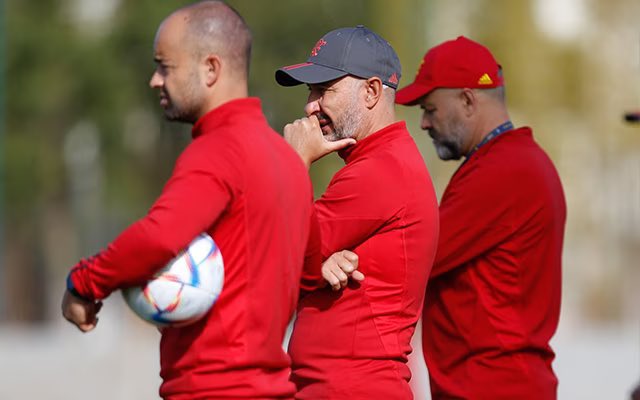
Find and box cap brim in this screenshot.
[275,62,348,87]
[395,82,436,105]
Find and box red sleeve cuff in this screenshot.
[67,255,101,301]
[67,269,93,301]
[66,272,93,301]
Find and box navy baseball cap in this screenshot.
[275,25,402,89]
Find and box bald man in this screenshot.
[61,1,318,399]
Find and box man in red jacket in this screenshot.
[61,2,319,399]
[275,26,440,399]
[396,36,567,400]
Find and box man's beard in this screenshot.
[163,74,201,124]
[430,117,466,161]
[325,97,363,142]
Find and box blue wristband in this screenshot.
[66,273,91,301]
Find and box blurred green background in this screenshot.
[1,0,639,399]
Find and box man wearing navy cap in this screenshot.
[276,26,439,399]
[396,36,566,399]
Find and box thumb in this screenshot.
[78,322,97,333]
[351,270,365,282]
[325,138,356,152]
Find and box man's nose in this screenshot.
[304,99,320,117]
[421,113,433,131]
[149,71,163,89]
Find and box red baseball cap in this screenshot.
[395,36,503,105]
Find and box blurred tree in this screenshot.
[5,0,73,322]
[3,0,193,322]
[0,0,6,320]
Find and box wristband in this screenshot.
[66,273,91,301]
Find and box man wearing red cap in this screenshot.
[275,26,439,399]
[396,36,566,399]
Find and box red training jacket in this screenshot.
[423,127,566,400]
[69,98,318,399]
[289,121,440,399]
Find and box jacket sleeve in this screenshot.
[299,207,324,294]
[314,164,393,260]
[68,143,234,300]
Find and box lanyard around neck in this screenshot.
[464,120,513,161]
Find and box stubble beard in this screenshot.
[163,71,202,124]
[327,95,363,142]
[432,117,467,161]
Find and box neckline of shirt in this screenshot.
[192,97,263,139]
[338,120,408,163]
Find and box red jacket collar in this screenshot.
[192,97,263,139]
[338,121,409,163]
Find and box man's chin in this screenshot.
[164,114,182,123]
[434,144,462,161]
[163,110,196,124]
[322,131,339,142]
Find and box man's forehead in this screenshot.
[154,12,187,48]
[422,88,457,104]
[152,40,169,61]
[419,92,437,107]
[153,26,186,61]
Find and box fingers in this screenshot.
[351,270,365,282]
[322,263,348,291]
[75,308,100,333]
[307,114,321,128]
[321,250,364,291]
[283,115,356,166]
[77,319,98,333]
[61,290,102,333]
[337,250,359,275]
[284,116,322,139]
[325,138,356,153]
[283,117,323,167]
[342,250,364,282]
[341,250,359,265]
[282,120,305,141]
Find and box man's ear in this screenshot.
[204,54,221,87]
[460,88,477,117]
[364,77,383,109]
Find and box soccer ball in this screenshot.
[122,233,224,327]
